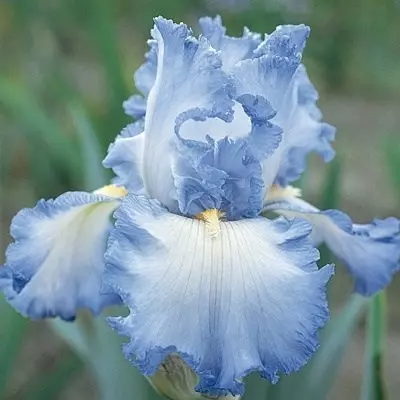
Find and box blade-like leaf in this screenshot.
[68,103,109,191]
[50,312,161,400]
[0,78,81,185]
[318,156,342,266]
[383,135,400,196]
[242,373,271,400]
[13,352,83,400]
[320,156,342,210]
[361,292,387,400]
[0,297,29,396]
[267,295,369,400]
[86,0,128,139]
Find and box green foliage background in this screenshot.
[0,0,399,399]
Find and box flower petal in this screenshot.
[103,121,145,193]
[232,25,334,189]
[264,190,400,296]
[199,15,261,71]
[142,17,234,211]
[123,94,147,119]
[1,191,122,320]
[123,39,158,118]
[104,194,333,396]
[273,65,336,185]
[173,95,281,219]
[134,39,158,97]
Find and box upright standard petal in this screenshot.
[199,15,261,71]
[103,121,145,193]
[104,194,333,396]
[233,25,334,189]
[273,65,336,186]
[264,187,400,296]
[123,40,158,118]
[173,94,281,219]
[142,17,234,211]
[1,189,124,320]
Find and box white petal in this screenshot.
[104,195,333,396]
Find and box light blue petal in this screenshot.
[135,39,158,97]
[232,25,335,189]
[123,94,147,119]
[103,121,145,193]
[1,192,121,320]
[123,39,158,118]
[127,15,260,119]
[104,194,333,396]
[199,15,261,71]
[265,195,400,296]
[173,94,281,219]
[141,17,234,211]
[254,24,310,59]
[173,135,264,219]
[273,65,336,185]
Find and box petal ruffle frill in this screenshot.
[264,190,400,296]
[141,17,234,211]
[233,26,335,189]
[199,15,261,72]
[103,121,145,193]
[1,190,122,320]
[104,194,334,396]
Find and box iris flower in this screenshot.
[1,16,399,398]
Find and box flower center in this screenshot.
[195,209,225,238]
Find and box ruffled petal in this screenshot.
[123,94,147,119]
[264,188,400,296]
[103,121,145,193]
[232,25,334,189]
[142,17,234,211]
[104,194,333,396]
[1,190,123,320]
[123,39,158,118]
[126,15,260,120]
[199,15,261,71]
[173,95,281,219]
[273,65,336,185]
[254,24,309,59]
[134,39,158,97]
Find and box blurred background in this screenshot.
[0,0,399,399]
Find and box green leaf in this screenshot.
[361,292,387,400]
[0,78,81,185]
[0,297,29,396]
[50,313,161,400]
[318,156,342,265]
[68,103,109,191]
[15,353,83,400]
[267,295,369,400]
[86,0,128,138]
[382,135,400,196]
[320,156,342,210]
[242,373,271,400]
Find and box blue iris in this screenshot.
[1,16,399,397]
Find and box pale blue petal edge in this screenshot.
[265,198,400,296]
[1,192,120,320]
[274,65,336,186]
[103,120,145,192]
[199,15,261,70]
